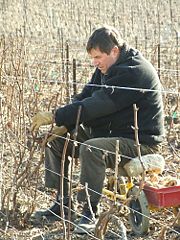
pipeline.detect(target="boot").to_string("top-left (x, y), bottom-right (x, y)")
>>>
top-left (74, 203), bottom-right (98, 234)
top-left (33, 195), bottom-right (74, 221)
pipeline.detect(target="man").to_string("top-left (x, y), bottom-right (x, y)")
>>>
top-left (31, 26), bottom-right (164, 233)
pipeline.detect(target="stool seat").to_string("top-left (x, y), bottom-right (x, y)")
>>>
top-left (123, 154), bottom-right (165, 177)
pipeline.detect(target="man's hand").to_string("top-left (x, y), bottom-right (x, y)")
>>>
top-left (47, 125), bottom-right (67, 142)
top-left (31, 111), bottom-right (54, 132)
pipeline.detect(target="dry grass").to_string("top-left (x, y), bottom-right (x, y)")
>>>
top-left (0, 0), bottom-right (179, 239)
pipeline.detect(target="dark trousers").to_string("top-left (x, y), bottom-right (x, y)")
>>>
top-left (44, 125), bottom-right (160, 206)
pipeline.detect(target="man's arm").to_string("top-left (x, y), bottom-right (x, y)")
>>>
top-left (72, 68), bottom-right (101, 102)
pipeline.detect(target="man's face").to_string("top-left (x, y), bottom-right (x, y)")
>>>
top-left (89, 47), bottom-right (120, 74)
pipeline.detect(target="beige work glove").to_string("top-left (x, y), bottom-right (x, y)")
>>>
top-left (47, 125), bottom-right (67, 142)
top-left (31, 111), bottom-right (54, 132)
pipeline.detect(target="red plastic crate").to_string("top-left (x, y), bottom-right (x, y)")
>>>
top-left (143, 184), bottom-right (180, 208)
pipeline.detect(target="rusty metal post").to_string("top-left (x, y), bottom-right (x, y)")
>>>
top-left (135, 36), bottom-right (138, 49)
top-left (58, 28), bottom-right (65, 84)
top-left (65, 42), bottom-right (70, 103)
top-left (73, 58), bottom-right (77, 96)
top-left (176, 31), bottom-right (179, 83)
top-left (144, 21), bottom-right (147, 56)
top-left (158, 43), bottom-right (161, 79)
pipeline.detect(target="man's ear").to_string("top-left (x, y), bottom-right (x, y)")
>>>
top-left (112, 46), bottom-right (120, 57)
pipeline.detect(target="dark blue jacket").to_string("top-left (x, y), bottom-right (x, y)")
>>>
top-left (55, 44), bottom-right (165, 145)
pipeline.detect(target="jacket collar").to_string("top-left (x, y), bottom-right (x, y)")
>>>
top-left (117, 43), bottom-right (130, 64)
top-left (101, 43), bottom-right (129, 76)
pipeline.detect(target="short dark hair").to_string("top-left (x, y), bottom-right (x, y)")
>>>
top-left (86, 26), bottom-right (124, 54)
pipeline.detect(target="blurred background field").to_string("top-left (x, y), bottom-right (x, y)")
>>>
top-left (0, 0), bottom-right (179, 239)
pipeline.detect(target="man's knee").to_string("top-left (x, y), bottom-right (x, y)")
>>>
top-left (80, 139), bottom-right (95, 156)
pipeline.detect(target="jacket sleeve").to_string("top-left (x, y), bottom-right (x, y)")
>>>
top-left (72, 68), bottom-right (101, 102)
top-left (55, 88), bottom-right (117, 129)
